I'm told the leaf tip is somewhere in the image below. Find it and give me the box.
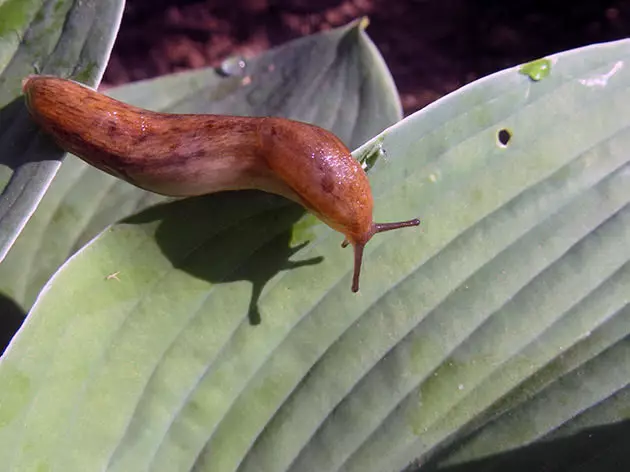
[358,16,370,31]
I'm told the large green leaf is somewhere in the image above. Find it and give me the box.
[0,0,124,260]
[0,18,402,312]
[2,39,629,472]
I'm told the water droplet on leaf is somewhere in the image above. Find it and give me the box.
[218,56,247,77]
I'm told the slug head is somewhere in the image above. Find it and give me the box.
[259,118,420,293]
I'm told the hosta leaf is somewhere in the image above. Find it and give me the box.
[0,18,402,313]
[0,0,124,260]
[1,40,629,472]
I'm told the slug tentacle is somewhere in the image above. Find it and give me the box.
[343,218,421,292]
[22,75,421,293]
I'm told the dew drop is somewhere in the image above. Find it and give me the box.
[218,56,247,77]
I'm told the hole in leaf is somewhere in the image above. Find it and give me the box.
[498,129,512,147]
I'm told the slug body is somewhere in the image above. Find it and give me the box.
[23,75,419,292]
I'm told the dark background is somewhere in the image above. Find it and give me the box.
[103,0,630,115]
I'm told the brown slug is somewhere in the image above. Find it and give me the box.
[22,75,419,292]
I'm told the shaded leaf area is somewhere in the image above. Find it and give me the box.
[1,40,629,472]
[0,0,124,260]
[420,418,630,472]
[0,294,25,354]
[123,195,324,325]
[0,19,401,314]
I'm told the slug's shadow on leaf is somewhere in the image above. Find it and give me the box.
[124,191,324,325]
[236,237,323,325]
[414,418,630,472]
[0,92,67,263]
[0,95,63,170]
[0,293,26,354]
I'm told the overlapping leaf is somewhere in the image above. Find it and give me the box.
[0,0,124,260]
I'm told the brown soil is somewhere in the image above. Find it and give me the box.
[104,0,630,115]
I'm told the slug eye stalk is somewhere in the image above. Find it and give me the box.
[343,218,421,292]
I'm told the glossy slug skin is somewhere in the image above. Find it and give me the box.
[22,75,419,292]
